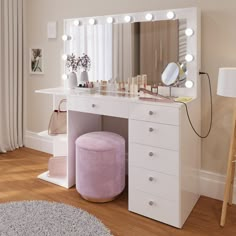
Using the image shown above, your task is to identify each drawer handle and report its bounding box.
[148,176,154,182]
[92,104,96,108]
[148,201,154,206]
[149,152,154,157]
[149,111,154,115]
[149,127,154,132]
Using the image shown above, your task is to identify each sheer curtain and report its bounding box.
[65,23,113,81]
[0,0,24,152]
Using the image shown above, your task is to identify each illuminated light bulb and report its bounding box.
[185,80,194,88]
[167,11,175,19]
[185,28,194,37]
[73,20,80,26]
[62,35,71,41]
[62,54,67,61]
[124,15,131,23]
[145,13,153,21]
[89,18,96,25]
[185,54,194,62]
[62,74,68,80]
[107,17,114,24]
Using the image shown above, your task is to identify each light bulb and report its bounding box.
[62,74,68,80]
[89,18,96,25]
[167,11,175,19]
[185,80,194,88]
[185,28,194,37]
[62,35,71,41]
[124,15,131,23]
[145,13,153,21]
[73,20,80,26]
[62,54,67,61]
[185,54,194,62]
[107,17,114,24]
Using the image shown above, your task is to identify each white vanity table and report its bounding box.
[35,7,201,228]
[36,87,200,228]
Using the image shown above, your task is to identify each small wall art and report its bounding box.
[30,48,44,74]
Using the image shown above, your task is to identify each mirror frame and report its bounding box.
[63,7,200,98]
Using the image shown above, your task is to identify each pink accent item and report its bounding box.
[48,156,67,177]
[75,131,125,202]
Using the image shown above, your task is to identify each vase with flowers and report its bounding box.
[65,53,79,88]
[78,53,91,86]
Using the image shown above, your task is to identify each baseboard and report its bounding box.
[24,131,235,203]
[24,131,53,154]
[200,170,236,204]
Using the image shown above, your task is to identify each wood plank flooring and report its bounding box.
[0,147,236,236]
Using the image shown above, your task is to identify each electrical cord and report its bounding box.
[174,72,213,138]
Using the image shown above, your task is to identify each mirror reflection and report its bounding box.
[64,19,187,87]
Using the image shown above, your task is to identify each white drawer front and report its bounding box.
[129,166,179,201]
[129,143,179,176]
[129,189,180,228]
[130,103,179,125]
[129,120,179,150]
[68,96,129,118]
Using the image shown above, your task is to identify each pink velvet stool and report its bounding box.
[75,131,125,203]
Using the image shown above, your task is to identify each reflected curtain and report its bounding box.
[65,23,112,81]
[0,0,24,152]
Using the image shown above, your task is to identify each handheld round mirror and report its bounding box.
[161,62,180,86]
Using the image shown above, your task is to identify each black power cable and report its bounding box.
[174,72,213,139]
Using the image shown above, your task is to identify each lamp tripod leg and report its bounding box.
[220,117,236,227]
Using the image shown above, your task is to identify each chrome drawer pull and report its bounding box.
[149,127,154,132]
[92,104,96,108]
[149,152,154,157]
[149,201,154,206]
[148,176,154,182]
[149,111,153,115]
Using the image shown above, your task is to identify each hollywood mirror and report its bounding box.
[62,8,199,97]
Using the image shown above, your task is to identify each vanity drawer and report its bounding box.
[68,96,129,118]
[129,120,179,150]
[129,166,179,201]
[129,189,180,228]
[129,143,179,176]
[129,103,179,125]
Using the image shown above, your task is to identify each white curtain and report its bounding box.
[65,22,113,82]
[112,23,132,82]
[0,0,24,152]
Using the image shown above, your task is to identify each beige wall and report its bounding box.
[26,0,236,175]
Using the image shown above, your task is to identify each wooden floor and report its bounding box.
[0,148,236,236]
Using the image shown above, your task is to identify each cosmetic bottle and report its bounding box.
[151,84,158,94]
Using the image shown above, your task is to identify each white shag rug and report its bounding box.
[0,200,112,236]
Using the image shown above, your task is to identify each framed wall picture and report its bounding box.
[30,48,44,74]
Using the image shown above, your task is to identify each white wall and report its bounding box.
[26,0,236,176]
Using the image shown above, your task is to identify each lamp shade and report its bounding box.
[217,68,236,97]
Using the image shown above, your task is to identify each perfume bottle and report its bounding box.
[151,84,158,94]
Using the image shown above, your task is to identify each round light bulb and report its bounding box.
[185,80,194,88]
[145,13,153,21]
[124,15,131,23]
[62,35,71,41]
[107,17,114,24]
[185,54,194,62]
[62,54,67,61]
[62,74,68,80]
[167,11,175,19]
[89,18,96,25]
[185,28,194,37]
[62,35,68,41]
[73,20,80,26]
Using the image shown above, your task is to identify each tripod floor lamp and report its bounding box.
[217,67,236,227]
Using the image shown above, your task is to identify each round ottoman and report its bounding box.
[75,131,125,203]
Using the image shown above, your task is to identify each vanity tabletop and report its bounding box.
[35,87,193,108]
